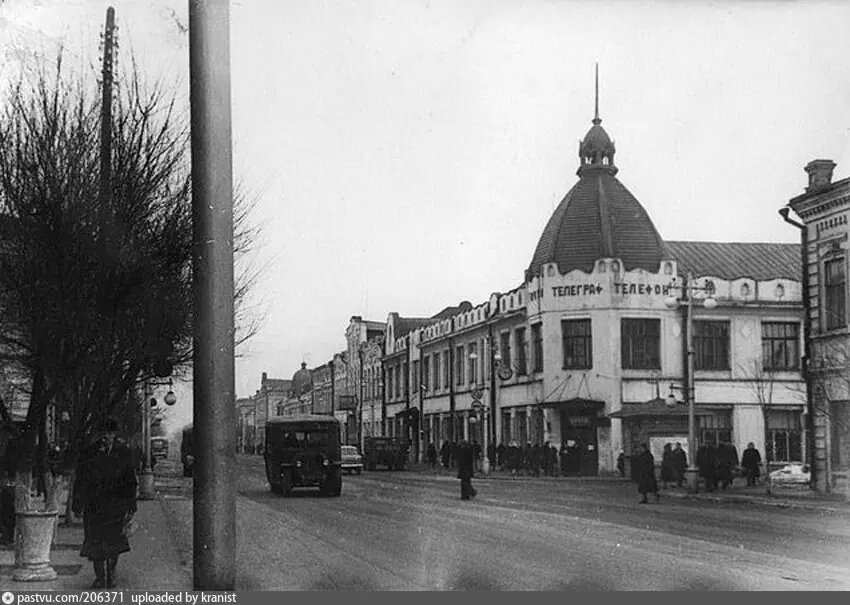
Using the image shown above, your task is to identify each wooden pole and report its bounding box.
[189,0,236,590]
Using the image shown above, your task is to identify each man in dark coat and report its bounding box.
[671,442,687,487]
[697,444,719,492]
[426,443,438,469]
[717,442,737,490]
[440,440,450,469]
[636,444,659,503]
[741,442,762,487]
[660,443,675,489]
[73,419,137,589]
[456,440,477,500]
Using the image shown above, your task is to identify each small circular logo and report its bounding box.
[2,591,14,605]
[471,388,483,400]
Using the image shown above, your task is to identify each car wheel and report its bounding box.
[355,468,362,475]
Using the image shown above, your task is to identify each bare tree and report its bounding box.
[0,51,259,515]
[741,359,777,495]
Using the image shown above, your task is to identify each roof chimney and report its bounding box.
[805,159,836,192]
[261,371,267,383]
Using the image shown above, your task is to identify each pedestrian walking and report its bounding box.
[717,442,737,490]
[698,443,719,492]
[456,440,477,500]
[559,442,568,476]
[636,444,659,503]
[73,418,137,589]
[496,442,506,471]
[672,442,687,487]
[741,442,762,487]
[427,442,438,469]
[660,443,675,489]
[616,451,625,478]
[440,440,450,469]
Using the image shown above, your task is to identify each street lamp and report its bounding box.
[140,378,178,500]
[663,272,717,492]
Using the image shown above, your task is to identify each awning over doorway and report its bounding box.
[539,397,605,415]
[609,397,716,418]
[395,407,420,419]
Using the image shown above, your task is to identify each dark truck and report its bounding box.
[263,415,342,497]
[362,436,409,471]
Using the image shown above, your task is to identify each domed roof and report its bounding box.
[527,171,667,276]
[527,101,667,277]
[292,362,312,395]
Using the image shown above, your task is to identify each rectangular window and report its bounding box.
[621,318,661,370]
[825,258,847,330]
[562,319,592,369]
[412,361,419,397]
[516,327,528,375]
[394,365,401,399]
[433,352,441,391]
[762,322,800,371]
[765,410,802,463]
[443,352,450,390]
[500,331,512,372]
[468,342,478,384]
[402,362,409,396]
[422,357,430,395]
[694,320,730,370]
[387,370,394,402]
[531,324,543,373]
[501,410,512,445]
[455,345,464,385]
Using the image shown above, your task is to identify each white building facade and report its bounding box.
[379,103,805,475]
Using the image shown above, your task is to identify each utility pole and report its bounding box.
[99,6,115,223]
[189,0,236,591]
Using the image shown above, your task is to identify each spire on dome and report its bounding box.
[593,62,600,125]
[578,64,616,176]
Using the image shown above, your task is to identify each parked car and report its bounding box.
[263,415,342,497]
[770,462,811,485]
[340,445,363,475]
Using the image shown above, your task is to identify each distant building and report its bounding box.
[236,396,257,454]
[381,91,804,474]
[787,159,850,493]
[253,372,291,452]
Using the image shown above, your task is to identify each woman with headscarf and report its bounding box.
[73,418,137,589]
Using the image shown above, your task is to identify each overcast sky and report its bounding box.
[2,1,850,431]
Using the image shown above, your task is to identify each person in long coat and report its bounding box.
[636,444,659,503]
[73,419,137,589]
[426,443,438,469]
[440,440,450,469]
[671,442,687,487]
[698,443,719,492]
[456,440,477,500]
[717,442,738,490]
[660,443,675,489]
[741,442,762,487]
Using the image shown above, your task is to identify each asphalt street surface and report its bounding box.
[156,456,850,590]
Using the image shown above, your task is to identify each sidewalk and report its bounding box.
[0,482,191,591]
[407,462,850,514]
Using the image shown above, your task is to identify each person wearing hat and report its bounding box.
[73,418,137,589]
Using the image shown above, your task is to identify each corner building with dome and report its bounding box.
[379,97,807,477]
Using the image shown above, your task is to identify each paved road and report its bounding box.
[156,456,850,590]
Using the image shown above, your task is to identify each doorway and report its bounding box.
[560,414,598,476]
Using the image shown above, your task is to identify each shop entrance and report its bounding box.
[560,414,598,476]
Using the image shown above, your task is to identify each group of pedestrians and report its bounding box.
[632,440,765,501]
